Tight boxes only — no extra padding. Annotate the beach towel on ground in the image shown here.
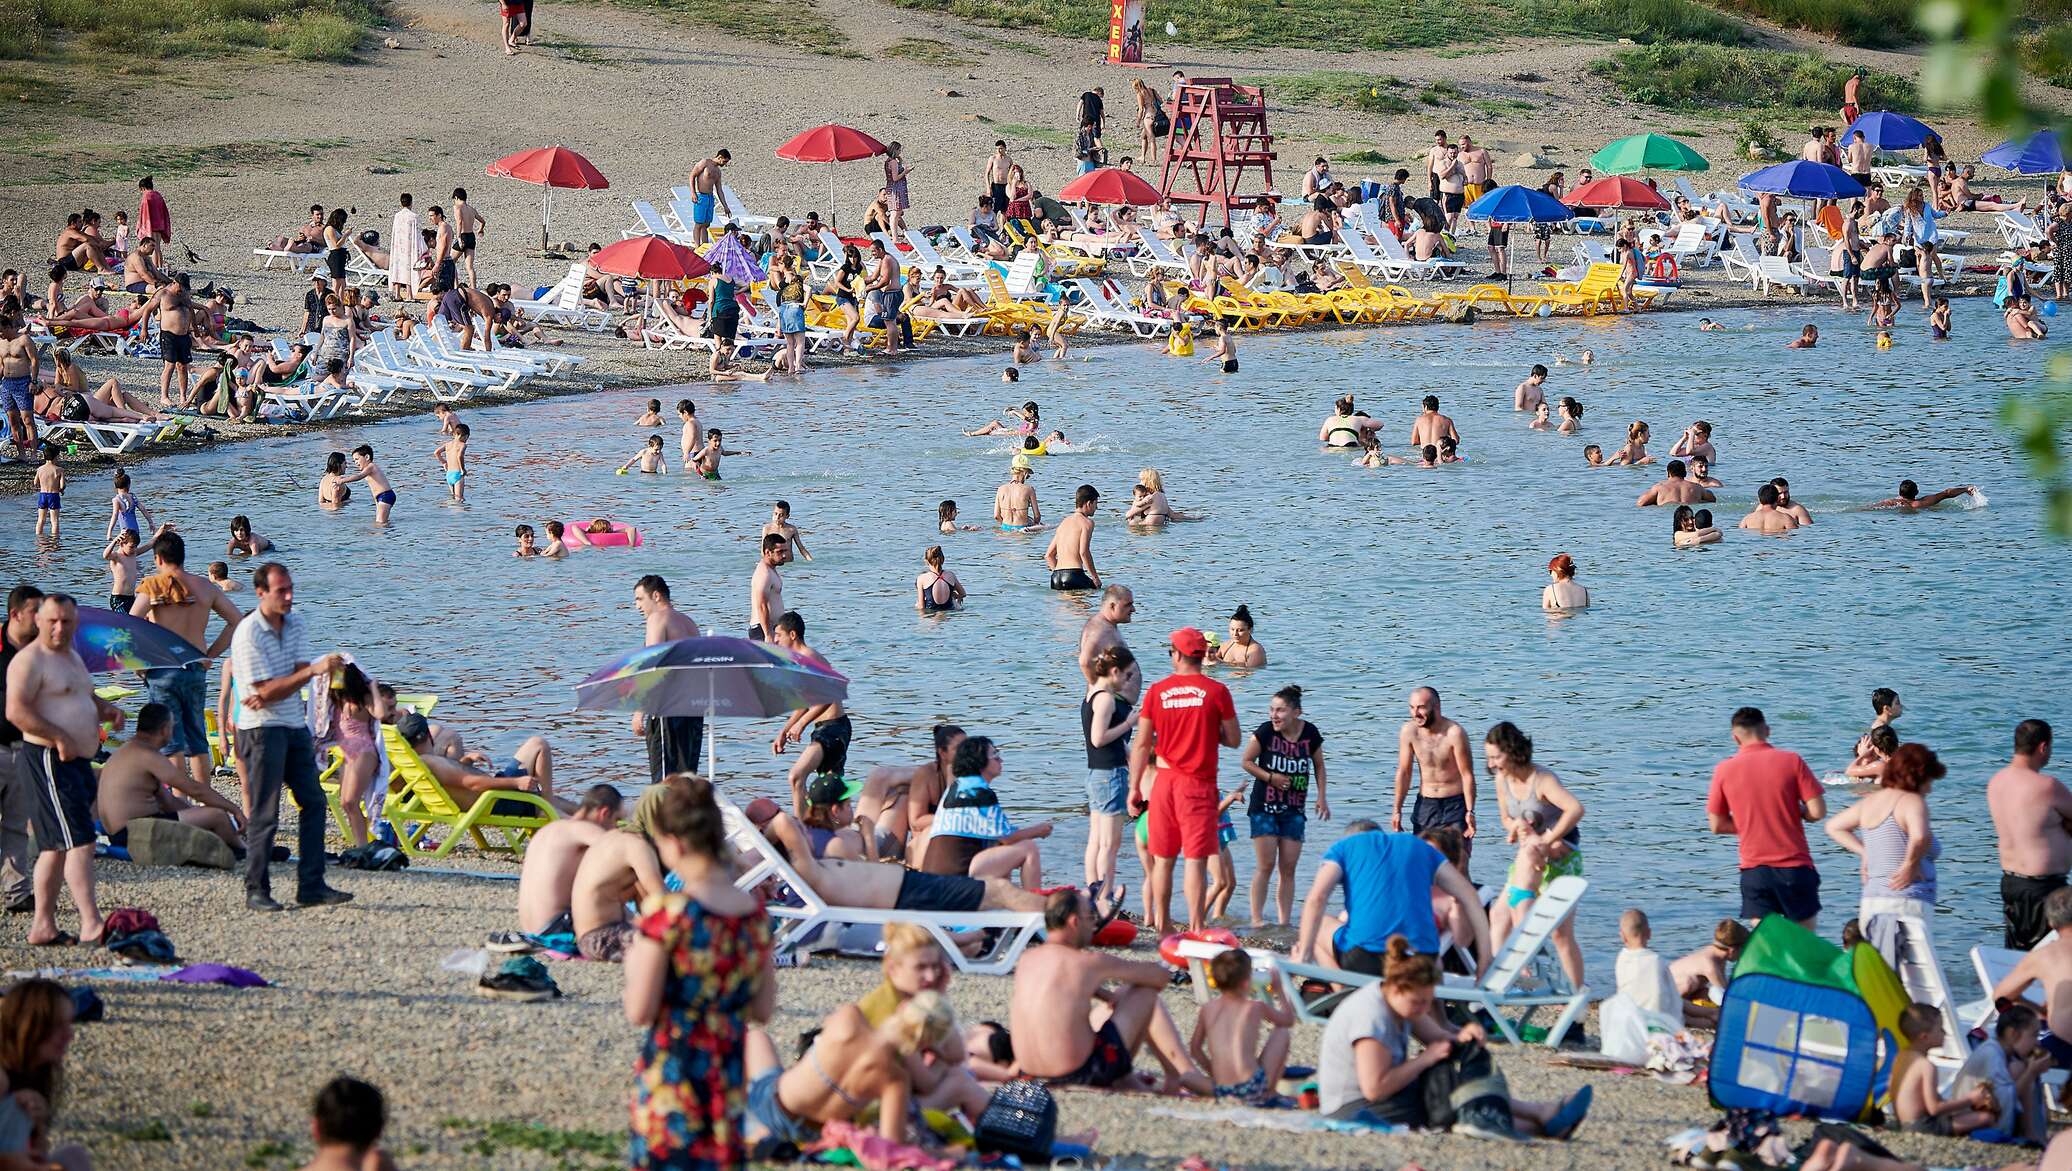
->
[808,1120,959,1171]
[161,963,268,987]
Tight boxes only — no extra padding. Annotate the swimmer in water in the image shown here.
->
[1772,477,1813,525]
[1688,456,1722,488]
[1605,421,1654,466]
[1002,367,1019,384]
[1582,444,1604,467]
[1438,436,1462,464]
[334,444,396,525]
[1203,318,1237,368]
[1875,329,1895,349]
[693,429,746,481]
[1528,401,1550,431]
[1786,324,1818,349]
[1542,553,1589,611]
[1929,297,1951,340]
[1514,364,1547,412]
[1011,331,1039,364]
[1319,394,1385,448]
[318,451,352,509]
[1698,318,1726,332]
[1416,444,1440,469]
[938,500,980,534]
[1867,479,1978,511]
[1669,421,1716,465]
[966,400,1038,437]
[540,520,568,558]
[1353,431,1404,467]
[618,434,668,475]
[636,398,663,427]
[1738,483,1800,534]
[993,457,1042,532]
[1556,397,1582,435]
[434,403,461,435]
[761,500,812,562]
[1044,298,1073,359]
[1040,430,1069,453]
[1580,348,1594,365]
[514,523,539,558]
[1672,504,1723,547]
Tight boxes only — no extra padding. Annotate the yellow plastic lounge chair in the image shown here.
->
[307,745,369,839]
[979,271,1052,328]
[1433,283,1537,318]
[379,725,556,859]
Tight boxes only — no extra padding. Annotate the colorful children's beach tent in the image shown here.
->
[1708,917,1908,1122]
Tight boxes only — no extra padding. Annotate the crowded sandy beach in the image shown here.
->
[3,0,2072,1168]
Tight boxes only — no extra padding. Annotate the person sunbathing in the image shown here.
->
[266,206,328,254]
[747,805,1121,921]
[394,712,574,816]
[1410,224,1451,262]
[741,991,960,1148]
[122,237,166,294]
[513,785,624,936]
[40,353,161,422]
[918,270,985,316]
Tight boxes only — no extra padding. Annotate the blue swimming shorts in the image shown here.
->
[691,193,716,226]
[0,375,31,414]
[446,469,464,486]
[374,490,397,506]
[35,492,60,511]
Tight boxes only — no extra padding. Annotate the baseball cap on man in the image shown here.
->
[395,712,430,743]
[1170,627,1208,657]
[806,773,851,807]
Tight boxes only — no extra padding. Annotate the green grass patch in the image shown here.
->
[1418,80,1464,104]
[0,137,351,187]
[991,122,1074,146]
[2023,25,2072,88]
[1514,0,1755,43]
[1714,0,1916,47]
[884,36,964,63]
[959,28,1045,53]
[1470,97,1535,116]
[120,1120,171,1142]
[594,0,849,52]
[1591,43,1917,111]
[1333,149,1396,164]
[1241,71,1413,115]
[0,0,379,61]
[534,35,607,63]
[438,1120,618,1159]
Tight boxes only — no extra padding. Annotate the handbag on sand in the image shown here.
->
[974,1079,1056,1161]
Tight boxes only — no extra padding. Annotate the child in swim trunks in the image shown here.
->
[336,443,396,525]
[439,423,468,502]
[540,520,568,559]
[694,430,745,481]
[33,444,63,539]
[1189,948,1294,1105]
[618,434,667,475]
[102,526,152,611]
[636,398,663,427]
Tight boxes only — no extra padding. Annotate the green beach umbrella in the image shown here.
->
[1591,133,1710,175]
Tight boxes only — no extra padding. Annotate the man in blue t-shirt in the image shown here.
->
[1294,820,1491,979]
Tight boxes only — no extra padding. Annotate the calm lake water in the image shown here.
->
[9,297,2072,978]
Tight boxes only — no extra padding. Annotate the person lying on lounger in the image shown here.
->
[394,711,574,816]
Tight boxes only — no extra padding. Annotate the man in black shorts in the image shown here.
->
[1392,687,1477,860]
[3,593,123,946]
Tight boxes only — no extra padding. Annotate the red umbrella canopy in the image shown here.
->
[1564,175,1669,211]
[1057,166,1162,206]
[776,124,888,163]
[487,146,610,190]
[592,235,709,280]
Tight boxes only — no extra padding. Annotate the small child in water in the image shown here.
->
[761,500,812,562]
[513,524,539,558]
[439,423,469,502]
[694,430,745,481]
[1353,431,1403,467]
[1011,331,1038,364]
[1930,297,1952,340]
[1786,324,1819,349]
[1438,436,1462,464]
[33,446,65,539]
[540,520,568,559]
[938,500,978,533]
[1001,367,1019,384]
[103,528,145,611]
[636,398,663,427]
[337,444,396,524]
[1528,401,1550,431]
[1187,948,1294,1105]
[207,561,239,592]
[433,403,460,435]
[966,400,1037,437]
[105,470,150,543]
[1698,318,1725,332]
[1416,444,1440,469]
[618,434,667,475]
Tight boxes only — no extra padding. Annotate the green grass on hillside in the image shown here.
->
[884,36,964,63]
[1714,0,1917,48]
[883,0,1747,51]
[0,0,375,61]
[0,136,352,187]
[2024,24,2072,88]
[598,0,851,52]
[1592,43,1917,111]
[1242,71,1415,115]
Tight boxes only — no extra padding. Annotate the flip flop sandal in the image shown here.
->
[1092,882,1129,932]
[28,931,77,947]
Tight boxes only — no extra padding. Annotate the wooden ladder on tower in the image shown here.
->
[1158,78,1277,228]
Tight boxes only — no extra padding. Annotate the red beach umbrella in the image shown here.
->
[1057,166,1162,206]
[486,145,611,249]
[776,124,889,226]
[591,235,710,280]
[1564,175,1671,211]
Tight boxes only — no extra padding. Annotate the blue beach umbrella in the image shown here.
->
[1982,129,2068,175]
[1464,184,1575,223]
[1842,111,1936,151]
[1736,160,1865,200]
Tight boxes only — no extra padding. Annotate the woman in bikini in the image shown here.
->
[741,991,957,1148]
[319,451,353,509]
[914,545,965,614]
[965,399,1038,438]
[1604,421,1655,466]
[1214,604,1267,667]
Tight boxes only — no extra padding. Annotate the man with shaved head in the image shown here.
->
[1391,686,1477,856]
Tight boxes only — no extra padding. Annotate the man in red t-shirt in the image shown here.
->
[1128,627,1238,933]
[1706,706,1826,928]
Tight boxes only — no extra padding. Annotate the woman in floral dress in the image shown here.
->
[625,776,775,1170]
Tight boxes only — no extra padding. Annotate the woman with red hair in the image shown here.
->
[1826,742,1945,929]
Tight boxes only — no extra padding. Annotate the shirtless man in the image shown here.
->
[569,826,665,962]
[1391,686,1477,850]
[128,529,242,795]
[94,701,242,852]
[1409,395,1458,450]
[514,785,624,935]
[748,533,787,640]
[768,612,852,813]
[1772,477,1813,525]
[1424,130,1453,203]
[1636,460,1717,507]
[122,237,165,295]
[396,712,573,815]
[633,574,702,783]
[993,459,1042,532]
[451,187,487,287]
[1044,485,1101,591]
[1457,135,1493,201]
[1514,365,1547,413]
[1869,480,1977,510]
[1990,720,2069,949]
[0,309,38,459]
[1669,421,1717,464]
[676,399,703,467]
[1077,584,1135,685]
[1008,889,1211,1094]
[686,150,730,246]
[1739,484,1801,533]
[1992,887,2072,1068]
[4,594,124,946]
[141,272,196,409]
[984,142,1016,224]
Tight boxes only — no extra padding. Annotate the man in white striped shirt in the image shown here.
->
[228,562,350,912]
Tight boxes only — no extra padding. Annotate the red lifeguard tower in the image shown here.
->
[1158,77,1276,227]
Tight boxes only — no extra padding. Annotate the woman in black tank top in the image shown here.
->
[1082,644,1139,892]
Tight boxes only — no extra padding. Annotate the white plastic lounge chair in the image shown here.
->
[720,184,778,231]
[358,333,497,399]
[1664,222,1720,269]
[252,246,322,273]
[1997,210,2044,249]
[1754,255,1814,296]
[1719,235,1763,283]
[625,201,690,243]
[1429,875,1592,1047]
[718,792,1042,977]
[1969,946,2071,1106]
[42,419,163,456]
[1125,228,1193,279]
[902,230,988,281]
[1871,162,1929,188]
[511,265,612,332]
[345,238,386,289]
[1336,224,1412,279]
[1861,911,1967,1066]
[421,321,585,377]
[1371,223,1464,281]
[404,333,529,391]
[261,380,363,422]
[1069,278,1172,336]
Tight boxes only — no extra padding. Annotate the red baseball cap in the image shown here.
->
[1170,627,1208,657]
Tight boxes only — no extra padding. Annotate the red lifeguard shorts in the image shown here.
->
[1147,771,1219,860]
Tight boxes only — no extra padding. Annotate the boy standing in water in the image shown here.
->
[693,429,745,481]
[618,435,667,475]
[438,423,469,502]
[335,443,396,524]
[33,445,64,538]
[761,501,811,562]
[103,522,168,612]
[676,399,702,467]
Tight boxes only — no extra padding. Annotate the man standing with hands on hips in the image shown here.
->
[1128,628,1238,935]
[230,563,352,912]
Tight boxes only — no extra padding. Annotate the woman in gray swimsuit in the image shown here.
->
[1483,720,1586,989]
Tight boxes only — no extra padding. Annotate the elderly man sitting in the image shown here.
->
[395,711,573,815]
